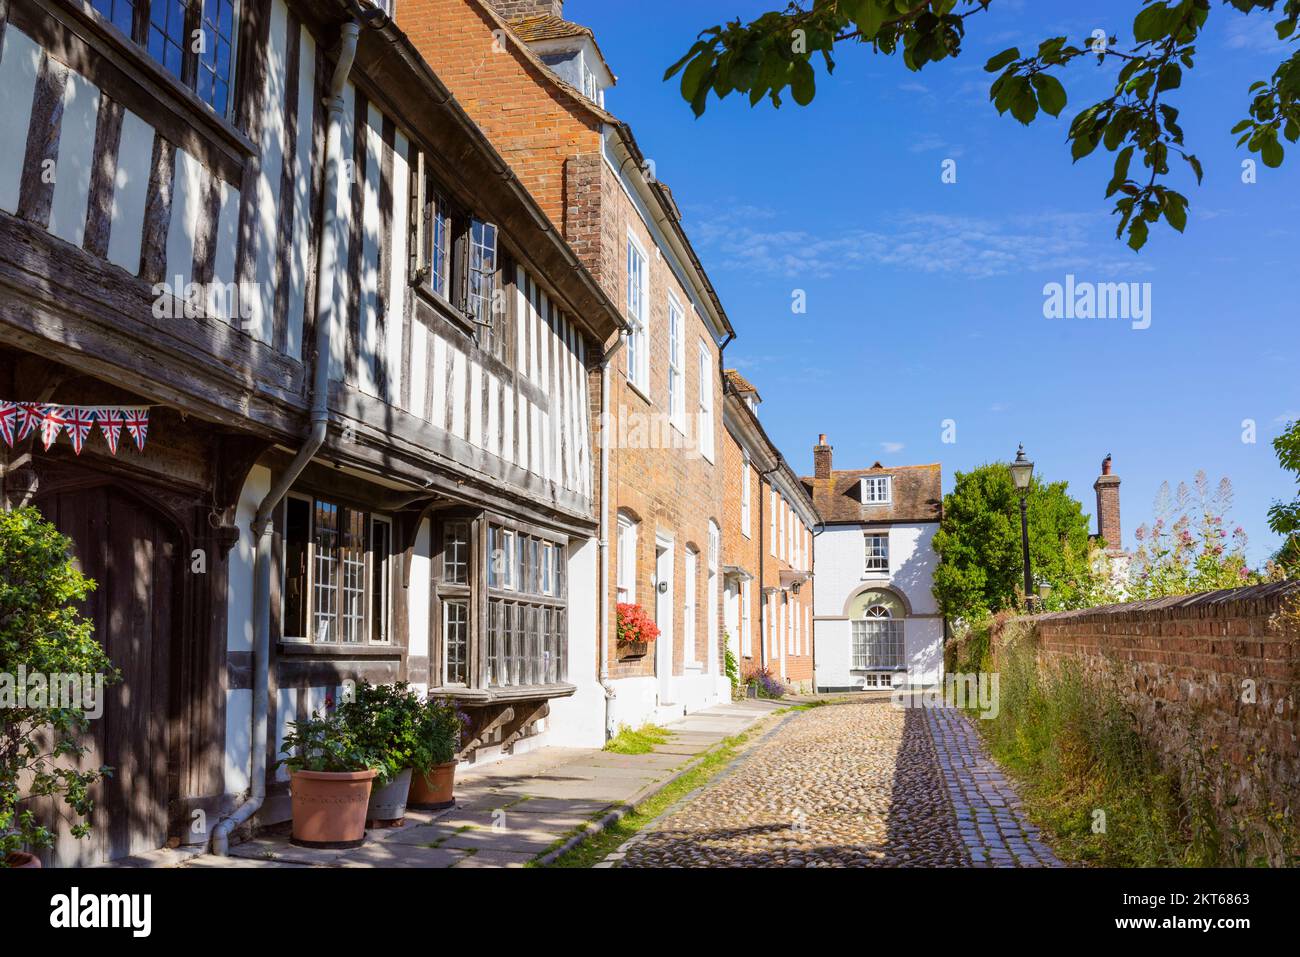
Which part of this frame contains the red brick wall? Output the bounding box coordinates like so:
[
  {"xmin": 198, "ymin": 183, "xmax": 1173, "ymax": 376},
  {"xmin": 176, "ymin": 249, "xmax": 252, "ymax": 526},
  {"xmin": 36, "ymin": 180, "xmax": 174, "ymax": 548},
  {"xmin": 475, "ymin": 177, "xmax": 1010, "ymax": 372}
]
[
  {"xmin": 993, "ymin": 583, "xmax": 1300, "ymax": 849},
  {"xmin": 720, "ymin": 429, "xmax": 815, "ymax": 691},
  {"xmin": 397, "ymin": 0, "xmax": 601, "ymax": 229}
]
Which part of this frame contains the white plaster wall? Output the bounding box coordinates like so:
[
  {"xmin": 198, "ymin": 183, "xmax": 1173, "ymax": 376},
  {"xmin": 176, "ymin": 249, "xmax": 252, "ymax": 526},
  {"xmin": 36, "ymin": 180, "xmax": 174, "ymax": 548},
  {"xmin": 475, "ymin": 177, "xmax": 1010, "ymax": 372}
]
[
  {"xmin": 813, "ymin": 522, "xmax": 940, "ymax": 617},
  {"xmin": 407, "ymin": 517, "xmax": 431, "ymax": 697},
  {"xmin": 813, "ymin": 521, "xmax": 943, "ymax": 690},
  {"xmin": 546, "ymin": 538, "xmax": 604, "ymax": 747},
  {"xmin": 608, "ymin": 676, "xmax": 658, "ymax": 730},
  {"xmin": 222, "ymin": 465, "xmax": 270, "ymax": 792}
]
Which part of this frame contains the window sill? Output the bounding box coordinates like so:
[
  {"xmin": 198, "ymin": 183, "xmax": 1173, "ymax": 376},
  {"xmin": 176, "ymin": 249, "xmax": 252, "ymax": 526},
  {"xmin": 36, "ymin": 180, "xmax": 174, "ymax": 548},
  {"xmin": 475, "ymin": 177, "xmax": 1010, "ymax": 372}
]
[
  {"xmin": 622, "ymin": 375, "xmax": 654, "ymax": 407},
  {"xmin": 412, "ymin": 284, "xmax": 477, "ymax": 339},
  {"xmin": 427, "ymin": 683, "xmax": 577, "ymax": 704},
  {"xmin": 277, "ymin": 642, "xmax": 402, "ymax": 658}
]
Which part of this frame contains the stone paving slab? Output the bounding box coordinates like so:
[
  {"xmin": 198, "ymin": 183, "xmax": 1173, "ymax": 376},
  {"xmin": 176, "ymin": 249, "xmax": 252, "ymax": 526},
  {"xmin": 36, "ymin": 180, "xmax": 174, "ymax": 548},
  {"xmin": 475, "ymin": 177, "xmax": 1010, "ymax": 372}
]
[{"xmin": 179, "ymin": 698, "xmax": 779, "ymax": 869}]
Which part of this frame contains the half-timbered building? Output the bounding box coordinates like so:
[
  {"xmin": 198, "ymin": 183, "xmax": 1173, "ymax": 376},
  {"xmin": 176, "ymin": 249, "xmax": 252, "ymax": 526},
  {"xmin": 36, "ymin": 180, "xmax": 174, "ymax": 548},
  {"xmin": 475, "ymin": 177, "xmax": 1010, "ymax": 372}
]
[{"xmin": 0, "ymin": 0, "xmax": 623, "ymax": 865}]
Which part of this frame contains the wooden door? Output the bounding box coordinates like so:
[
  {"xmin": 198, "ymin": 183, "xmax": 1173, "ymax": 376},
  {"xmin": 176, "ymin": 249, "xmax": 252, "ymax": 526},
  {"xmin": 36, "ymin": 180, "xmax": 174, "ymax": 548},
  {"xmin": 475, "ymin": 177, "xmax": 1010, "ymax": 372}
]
[{"xmin": 36, "ymin": 485, "xmax": 178, "ymax": 865}]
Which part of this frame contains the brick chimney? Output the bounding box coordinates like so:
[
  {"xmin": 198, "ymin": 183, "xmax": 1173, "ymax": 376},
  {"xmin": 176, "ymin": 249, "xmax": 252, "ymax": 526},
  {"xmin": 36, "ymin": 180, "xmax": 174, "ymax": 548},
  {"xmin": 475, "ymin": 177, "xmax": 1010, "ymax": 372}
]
[
  {"xmin": 814, "ymin": 434, "xmax": 833, "ymax": 480},
  {"xmin": 485, "ymin": 0, "xmax": 565, "ymax": 19},
  {"xmin": 1094, "ymin": 453, "xmax": 1122, "ymax": 551}
]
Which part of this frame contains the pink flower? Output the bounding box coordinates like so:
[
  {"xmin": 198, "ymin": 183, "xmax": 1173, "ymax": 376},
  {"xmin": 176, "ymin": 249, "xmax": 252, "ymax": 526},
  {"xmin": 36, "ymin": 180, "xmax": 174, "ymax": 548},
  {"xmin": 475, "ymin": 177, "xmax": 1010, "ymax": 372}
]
[{"xmin": 1239, "ymin": 566, "xmax": 1249, "ymax": 578}]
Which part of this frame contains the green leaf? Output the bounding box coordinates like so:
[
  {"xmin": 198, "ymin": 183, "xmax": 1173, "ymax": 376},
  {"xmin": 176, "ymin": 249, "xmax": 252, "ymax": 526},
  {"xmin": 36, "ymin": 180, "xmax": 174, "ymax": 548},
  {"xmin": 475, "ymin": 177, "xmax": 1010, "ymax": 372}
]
[
  {"xmin": 1127, "ymin": 218, "xmax": 1149, "ymax": 251},
  {"xmin": 1009, "ymin": 83, "xmax": 1039, "ymax": 124},
  {"xmin": 680, "ymin": 51, "xmax": 714, "ymax": 102},
  {"xmin": 984, "ymin": 47, "xmax": 1021, "ymax": 73},
  {"xmin": 1261, "ymin": 135, "xmax": 1284, "ymax": 168},
  {"xmin": 1184, "ymin": 152, "xmax": 1203, "ymax": 184},
  {"xmin": 1157, "ymin": 63, "xmax": 1182, "ymax": 92},
  {"xmin": 790, "ymin": 59, "xmax": 816, "ymax": 106},
  {"xmin": 1133, "ymin": 3, "xmax": 1171, "ymax": 43},
  {"xmin": 1163, "ymin": 194, "xmax": 1187, "ymax": 232},
  {"xmin": 1031, "ymin": 73, "xmax": 1067, "ymax": 117}
]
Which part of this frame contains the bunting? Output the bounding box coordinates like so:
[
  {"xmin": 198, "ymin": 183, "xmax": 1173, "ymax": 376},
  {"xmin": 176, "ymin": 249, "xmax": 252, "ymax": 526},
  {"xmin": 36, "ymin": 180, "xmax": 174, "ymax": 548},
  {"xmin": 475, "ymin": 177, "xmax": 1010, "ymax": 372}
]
[{"xmin": 0, "ymin": 401, "xmax": 151, "ymax": 456}]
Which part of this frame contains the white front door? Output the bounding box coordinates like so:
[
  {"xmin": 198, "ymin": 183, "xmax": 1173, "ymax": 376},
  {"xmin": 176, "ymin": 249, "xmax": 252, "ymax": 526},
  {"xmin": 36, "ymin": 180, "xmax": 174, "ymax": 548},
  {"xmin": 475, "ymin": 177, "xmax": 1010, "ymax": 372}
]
[{"xmin": 654, "ymin": 540, "xmax": 674, "ymax": 704}]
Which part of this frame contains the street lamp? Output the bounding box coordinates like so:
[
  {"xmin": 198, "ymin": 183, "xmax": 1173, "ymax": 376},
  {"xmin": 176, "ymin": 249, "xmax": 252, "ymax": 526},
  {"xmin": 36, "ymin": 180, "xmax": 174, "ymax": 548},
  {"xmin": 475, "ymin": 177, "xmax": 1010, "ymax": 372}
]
[{"xmin": 1010, "ymin": 444, "xmax": 1034, "ymax": 611}]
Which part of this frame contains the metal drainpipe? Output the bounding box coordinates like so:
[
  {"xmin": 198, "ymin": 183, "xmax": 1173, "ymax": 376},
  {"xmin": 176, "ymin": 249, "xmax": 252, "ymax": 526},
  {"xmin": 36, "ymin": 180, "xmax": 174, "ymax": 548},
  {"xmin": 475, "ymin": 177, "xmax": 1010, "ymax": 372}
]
[
  {"xmin": 598, "ymin": 332, "xmax": 627, "ymax": 739},
  {"xmin": 210, "ymin": 19, "xmax": 361, "ymax": 856}
]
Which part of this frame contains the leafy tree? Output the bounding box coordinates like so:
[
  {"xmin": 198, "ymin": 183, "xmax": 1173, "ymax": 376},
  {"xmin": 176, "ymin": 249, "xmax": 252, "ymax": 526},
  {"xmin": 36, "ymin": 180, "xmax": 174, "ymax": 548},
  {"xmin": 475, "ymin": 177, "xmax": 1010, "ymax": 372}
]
[
  {"xmin": 667, "ymin": 0, "xmax": 1300, "ymax": 248},
  {"xmin": 1267, "ymin": 419, "xmax": 1300, "ymax": 572},
  {"xmin": 1128, "ymin": 471, "xmax": 1260, "ymax": 596},
  {"xmin": 932, "ymin": 463, "xmax": 1098, "ymax": 621},
  {"xmin": 0, "ymin": 507, "xmax": 119, "ymax": 864}
]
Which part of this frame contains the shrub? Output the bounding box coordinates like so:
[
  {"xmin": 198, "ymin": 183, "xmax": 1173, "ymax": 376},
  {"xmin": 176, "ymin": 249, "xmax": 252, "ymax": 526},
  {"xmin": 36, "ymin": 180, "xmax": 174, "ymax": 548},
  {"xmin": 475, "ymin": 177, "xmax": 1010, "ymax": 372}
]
[
  {"xmin": 336, "ymin": 681, "xmax": 425, "ymax": 785},
  {"xmin": 416, "ymin": 696, "xmax": 465, "ymax": 770},
  {"xmin": 0, "ymin": 507, "xmax": 120, "ymax": 865},
  {"xmin": 723, "ymin": 643, "xmax": 740, "ymax": 690},
  {"xmin": 277, "ymin": 711, "xmax": 379, "ymax": 775},
  {"xmin": 743, "ymin": 665, "xmax": 786, "ymax": 700}
]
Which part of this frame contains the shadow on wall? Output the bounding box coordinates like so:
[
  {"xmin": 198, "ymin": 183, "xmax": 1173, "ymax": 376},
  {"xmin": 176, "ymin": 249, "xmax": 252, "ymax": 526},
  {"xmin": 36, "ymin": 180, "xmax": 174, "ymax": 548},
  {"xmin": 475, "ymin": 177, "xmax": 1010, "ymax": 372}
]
[{"xmin": 890, "ymin": 537, "xmax": 936, "ymax": 614}]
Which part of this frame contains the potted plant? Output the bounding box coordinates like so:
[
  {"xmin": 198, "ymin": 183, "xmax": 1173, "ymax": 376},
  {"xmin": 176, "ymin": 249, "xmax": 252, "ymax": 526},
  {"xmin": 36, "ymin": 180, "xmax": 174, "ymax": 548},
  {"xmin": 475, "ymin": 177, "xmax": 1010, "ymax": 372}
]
[
  {"xmin": 1, "ymin": 507, "xmax": 119, "ymax": 869},
  {"xmin": 278, "ymin": 711, "xmax": 378, "ymax": 848},
  {"xmin": 337, "ymin": 681, "xmax": 423, "ymax": 827},
  {"xmin": 616, "ymin": 602, "xmax": 660, "ymax": 660},
  {"xmin": 408, "ymin": 697, "xmax": 465, "ymax": 811}
]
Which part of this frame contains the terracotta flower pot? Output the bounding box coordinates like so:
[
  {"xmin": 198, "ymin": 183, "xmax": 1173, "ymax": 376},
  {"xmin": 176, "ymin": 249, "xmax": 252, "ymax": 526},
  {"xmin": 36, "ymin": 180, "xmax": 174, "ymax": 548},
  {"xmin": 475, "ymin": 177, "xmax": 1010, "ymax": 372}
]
[
  {"xmin": 3, "ymin": 851, "xmax": 41, "ymax": 868},
  {"xmin": 289, "ymin": 769, "xmax": 377, "ymax": 848},
  {"xmin": 408, "ymin": 761, "xmax": 456, "ymax": 810},
  {"xmin": 366, "ymin": 768, "xmax": 412, "ymax": 827}
]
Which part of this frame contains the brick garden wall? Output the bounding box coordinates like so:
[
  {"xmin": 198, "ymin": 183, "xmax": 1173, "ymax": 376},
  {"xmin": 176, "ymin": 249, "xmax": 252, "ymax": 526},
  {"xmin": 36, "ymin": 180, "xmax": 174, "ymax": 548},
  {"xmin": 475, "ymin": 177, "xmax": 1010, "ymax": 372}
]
[{"xmin": 992, "ymin": 582, "xmax": 1300, "ymax": 842}]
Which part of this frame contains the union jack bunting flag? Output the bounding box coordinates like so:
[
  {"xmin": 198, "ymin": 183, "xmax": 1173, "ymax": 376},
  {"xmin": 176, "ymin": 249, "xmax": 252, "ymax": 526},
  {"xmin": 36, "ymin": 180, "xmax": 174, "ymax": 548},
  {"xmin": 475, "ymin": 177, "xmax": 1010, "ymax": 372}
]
[
  {"xmin": 40, "ymin": 405, "xmax": 66, "ymax": 451},
  {"xmin": 0, "ymin": 401, "xmax": 15, "ymax": 447},
  {"xmin": 15, "ymin": 402, "xmax": 42, "ymax": 441},
  {"xmin": 96, "ymin": 407, "xmax": 124, "ymax": 455},
  {"xmin": 123, "ymin": 407, "xmax": 149, "ymax": 451},
  {"xmin": 65, "ymin": 406, "xmax": 96, "ymax": 455}
]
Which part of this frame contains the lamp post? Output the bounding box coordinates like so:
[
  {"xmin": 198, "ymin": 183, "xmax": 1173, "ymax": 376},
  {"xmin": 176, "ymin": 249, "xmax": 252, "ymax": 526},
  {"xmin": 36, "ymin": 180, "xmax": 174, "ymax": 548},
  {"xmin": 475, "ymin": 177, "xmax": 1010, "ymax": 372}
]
[{"xmin": 1009, "ymin": 444, "xmax": 1035, "ymax": 611}]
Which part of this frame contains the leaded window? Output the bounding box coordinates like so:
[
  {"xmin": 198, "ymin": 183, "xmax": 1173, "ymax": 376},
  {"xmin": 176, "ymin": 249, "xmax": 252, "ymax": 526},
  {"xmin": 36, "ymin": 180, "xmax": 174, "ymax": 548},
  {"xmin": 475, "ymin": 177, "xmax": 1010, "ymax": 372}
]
[
  {"xmin": 851, "ymin": 606, "xmax": 904, "ymax": 670},
  {"xmin": 282, "ymin": 495, "xmax": 392, "ymax": 645}
]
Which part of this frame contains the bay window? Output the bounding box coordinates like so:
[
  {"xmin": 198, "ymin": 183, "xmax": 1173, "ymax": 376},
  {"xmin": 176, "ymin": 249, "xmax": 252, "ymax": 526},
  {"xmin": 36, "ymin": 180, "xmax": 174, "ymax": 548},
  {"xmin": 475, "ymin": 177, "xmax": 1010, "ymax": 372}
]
[{"xmin": 434, "ymin": 513, "xmax": 569, "ymax": 692}]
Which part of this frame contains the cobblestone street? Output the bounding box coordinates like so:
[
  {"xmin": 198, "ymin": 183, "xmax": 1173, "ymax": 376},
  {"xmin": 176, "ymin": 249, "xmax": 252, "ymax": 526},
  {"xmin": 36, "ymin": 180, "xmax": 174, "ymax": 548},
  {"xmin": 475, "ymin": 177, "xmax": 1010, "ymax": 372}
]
[{"xmin": 616, "ymin": 697, "xmax": 1063, "ymax": 869}]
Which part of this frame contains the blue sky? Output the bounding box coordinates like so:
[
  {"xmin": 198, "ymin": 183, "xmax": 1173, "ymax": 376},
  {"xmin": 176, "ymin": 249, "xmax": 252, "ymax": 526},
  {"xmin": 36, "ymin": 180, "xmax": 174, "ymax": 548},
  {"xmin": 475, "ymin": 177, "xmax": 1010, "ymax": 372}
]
[{"xmin": 568, "ymin": 0, "xmax": 1298, "ymax": 564}]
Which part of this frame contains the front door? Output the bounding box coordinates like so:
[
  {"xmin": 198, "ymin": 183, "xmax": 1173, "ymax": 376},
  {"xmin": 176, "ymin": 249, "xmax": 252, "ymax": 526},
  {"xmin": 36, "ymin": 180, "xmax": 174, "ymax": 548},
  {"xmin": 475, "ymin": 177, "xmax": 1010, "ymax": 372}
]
[
  {"xmin": 36, "ymin": 485, "xmax": 179, "ymax": 865},
  {"xmin": 654, "ymin": 540, "xmax": 673, "ymax": 705}
]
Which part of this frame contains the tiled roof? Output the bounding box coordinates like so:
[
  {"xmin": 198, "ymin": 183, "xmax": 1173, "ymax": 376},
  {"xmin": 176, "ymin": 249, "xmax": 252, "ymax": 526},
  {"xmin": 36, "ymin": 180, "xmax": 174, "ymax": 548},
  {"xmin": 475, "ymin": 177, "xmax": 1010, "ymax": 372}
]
[
  {"xmin": 801, "ymin": 463, "xmax": 942, "ymax": 525},
  {"xmin": 724, "ymin": 368, "xmax": 759, "ymax": 395},
  {"xmin": 510, "ymin": 14, "xmax": 593, "ymax": 43}
]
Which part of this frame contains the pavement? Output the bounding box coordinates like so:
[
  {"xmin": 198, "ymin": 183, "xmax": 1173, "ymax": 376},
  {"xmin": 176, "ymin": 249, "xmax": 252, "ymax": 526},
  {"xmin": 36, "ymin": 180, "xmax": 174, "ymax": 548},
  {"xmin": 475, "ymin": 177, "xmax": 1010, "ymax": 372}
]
[{"xmin": 167, "ymin": 698, "xmax": 785, "ymax": 870}]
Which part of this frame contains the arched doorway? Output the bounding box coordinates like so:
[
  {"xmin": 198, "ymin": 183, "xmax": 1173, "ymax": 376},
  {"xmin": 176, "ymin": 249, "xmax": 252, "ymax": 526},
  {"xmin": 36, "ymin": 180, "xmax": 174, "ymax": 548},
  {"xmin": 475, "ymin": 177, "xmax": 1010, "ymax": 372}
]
[{"xmin": 35, "ymin": 482, "xmax": 183, "ymax": 865}]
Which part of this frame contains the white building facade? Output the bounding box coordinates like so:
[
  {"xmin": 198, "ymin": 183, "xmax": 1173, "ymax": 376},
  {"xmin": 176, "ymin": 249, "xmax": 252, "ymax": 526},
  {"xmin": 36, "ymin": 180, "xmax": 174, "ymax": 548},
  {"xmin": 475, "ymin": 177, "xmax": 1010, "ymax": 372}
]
[{"xmin": 806, "ymin": 437, "xmax": 944, "ymax": 691}]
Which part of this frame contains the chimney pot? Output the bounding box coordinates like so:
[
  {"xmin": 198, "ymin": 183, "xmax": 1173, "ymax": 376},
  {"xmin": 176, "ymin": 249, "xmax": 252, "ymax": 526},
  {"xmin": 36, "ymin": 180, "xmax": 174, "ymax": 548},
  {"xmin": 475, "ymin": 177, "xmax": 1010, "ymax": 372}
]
[{"xmin": 814, "ymin": 435, "xmax": 833, "ymax": 480}]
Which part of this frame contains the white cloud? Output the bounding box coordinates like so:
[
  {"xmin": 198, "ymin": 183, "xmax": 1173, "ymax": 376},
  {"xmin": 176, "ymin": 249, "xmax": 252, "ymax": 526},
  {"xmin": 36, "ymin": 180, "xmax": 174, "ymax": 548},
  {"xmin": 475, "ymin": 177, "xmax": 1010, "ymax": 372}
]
[
  {"xmin": 881, "ymin": 441, "xmax": 906, "ymax": 453},
  {"xmin": 1275, "ymin": 410, "xmax": 1300, "ymax": 425},
  {"xmin": 692, "ymin": 207, "xmax": 1153, "ymax": 280},
  {"xmin": 1224, "ymin": 15, "xmax": 1289, "ymax": 53}
]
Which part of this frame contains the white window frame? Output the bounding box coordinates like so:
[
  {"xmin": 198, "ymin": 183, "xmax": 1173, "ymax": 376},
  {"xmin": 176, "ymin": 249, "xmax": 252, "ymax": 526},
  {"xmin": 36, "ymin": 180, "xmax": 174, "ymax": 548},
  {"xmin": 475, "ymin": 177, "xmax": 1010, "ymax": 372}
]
[
  {"xmin": 696, "ymin": 340, "xmax": 714, "ymax": 462},
  {"xmin": 740, "ymin": 451, "xmax": 751, "ymax": 538},
  {"xmin": 862, "ymin": 475, "xmax": 892, "ymax": 505},
  {"xmin": 864, "ymin": 532, "xmax": 890, "ymax": 576},
  {"xmin": 683, "ymin": 547, "xmax": 698, "ymax": 664},
  {"xmin": 769, "ymin": 488, "xmax": 777, "ymax": 556},
  {"xmin": 667, "ymin": 294, "xmax": 685, "ymax": 430},
  {"xmin": 852, "ymin": 606, "xmax": 904, "ymax": 671},
  {"xmin": 740, "ymin": 580, "xmax": 751, "ymax": 657},
  {"xmin": 616, "ymin": 513, "xmax": 638, "ymax": 603},
  {"xmin": 625, "ymin": 234, "xmax": 649, "ymax": 394}
]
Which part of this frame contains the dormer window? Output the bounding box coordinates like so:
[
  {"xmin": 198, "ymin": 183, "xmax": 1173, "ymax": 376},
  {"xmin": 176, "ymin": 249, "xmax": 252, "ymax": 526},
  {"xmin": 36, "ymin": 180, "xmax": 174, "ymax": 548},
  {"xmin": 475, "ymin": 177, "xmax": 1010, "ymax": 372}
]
[{"xmin": 861, "ymin": 475, "xmax": 892, "ymax": 505}]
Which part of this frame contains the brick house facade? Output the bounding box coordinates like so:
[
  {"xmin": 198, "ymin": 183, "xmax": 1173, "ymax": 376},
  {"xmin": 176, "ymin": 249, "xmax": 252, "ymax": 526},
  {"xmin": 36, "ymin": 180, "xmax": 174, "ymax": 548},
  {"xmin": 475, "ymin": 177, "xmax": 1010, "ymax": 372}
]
[
  {"xmin": 721, "ymin": 373, "xmax": 817, "ymax": 693},
  {"xmin": 400, "ymin": 0, "xmax": 737, "ymax": 737}
]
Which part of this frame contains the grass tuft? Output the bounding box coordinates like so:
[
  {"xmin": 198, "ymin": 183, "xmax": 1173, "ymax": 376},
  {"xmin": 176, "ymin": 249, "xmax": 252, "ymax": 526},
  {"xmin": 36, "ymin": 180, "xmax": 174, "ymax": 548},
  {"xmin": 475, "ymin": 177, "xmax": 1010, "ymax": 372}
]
[{"xmin": 603, "ymin": 723, "xmax": 673, "ymax": 755}]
